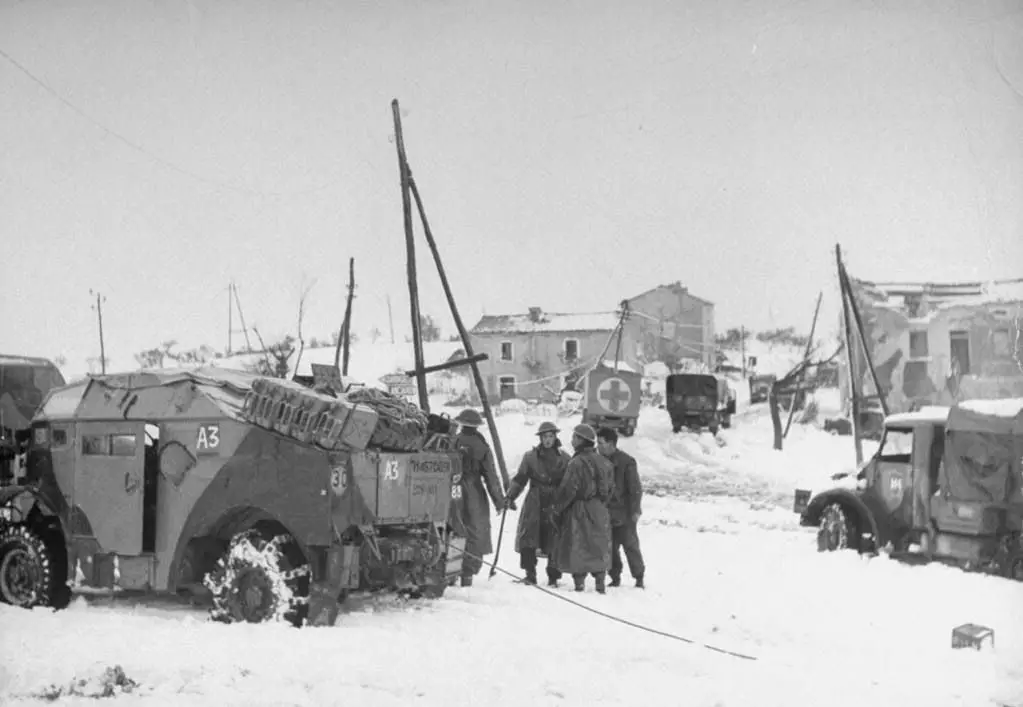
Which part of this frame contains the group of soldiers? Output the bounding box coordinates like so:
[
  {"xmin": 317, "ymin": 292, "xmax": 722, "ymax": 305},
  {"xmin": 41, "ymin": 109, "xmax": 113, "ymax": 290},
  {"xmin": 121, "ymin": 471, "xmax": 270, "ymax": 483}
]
[{"xmin": 449, "ymin": 409, "xmax": 645, "ymax": 594}]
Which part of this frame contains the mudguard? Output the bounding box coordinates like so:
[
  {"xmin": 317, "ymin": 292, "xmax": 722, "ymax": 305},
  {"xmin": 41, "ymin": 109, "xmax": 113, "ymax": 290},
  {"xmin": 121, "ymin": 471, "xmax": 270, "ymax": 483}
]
[
  {"xmin": 801, "ymin": 487, "xmax": 884, "ymax": 547},
  {"xmin": 0, "ymin": 485, "xmax": 58, "ymax": 524}
]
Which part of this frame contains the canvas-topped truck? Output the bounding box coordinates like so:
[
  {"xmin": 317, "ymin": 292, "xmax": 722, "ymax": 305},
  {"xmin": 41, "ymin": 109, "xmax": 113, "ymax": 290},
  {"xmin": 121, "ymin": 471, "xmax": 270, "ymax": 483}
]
[
  {"xmin": 794, "ymin": 399, "xmax": 1023, "ymax": 580},
  {"xmin": 579, "ymin": 364, "xmax": 643, "ymax": 437},
  {"xmin": 0, "ymin": 367, "xmax": 466, "ymax": 626}
]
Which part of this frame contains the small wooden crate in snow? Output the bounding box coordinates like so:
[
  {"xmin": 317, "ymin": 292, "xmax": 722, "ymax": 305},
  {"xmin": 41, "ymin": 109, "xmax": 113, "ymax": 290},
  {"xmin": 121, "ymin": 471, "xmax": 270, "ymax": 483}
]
[{"xmin": 951, "ymin": 623, "xmax": 994, "ymax": 651}]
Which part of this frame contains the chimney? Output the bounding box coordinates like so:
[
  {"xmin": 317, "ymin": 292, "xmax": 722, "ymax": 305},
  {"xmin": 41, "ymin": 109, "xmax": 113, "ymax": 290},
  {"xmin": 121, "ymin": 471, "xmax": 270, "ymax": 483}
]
[{"xmin": 528, "ymin": 307, "xmax": 543, "ymax": 323}]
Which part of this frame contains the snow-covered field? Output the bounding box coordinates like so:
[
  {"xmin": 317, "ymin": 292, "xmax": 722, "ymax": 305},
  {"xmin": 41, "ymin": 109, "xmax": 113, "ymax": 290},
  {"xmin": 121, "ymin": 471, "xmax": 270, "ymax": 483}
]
[{"xmin": 2, "ymin": 399, "xmax": 1021, "ymax": 707}]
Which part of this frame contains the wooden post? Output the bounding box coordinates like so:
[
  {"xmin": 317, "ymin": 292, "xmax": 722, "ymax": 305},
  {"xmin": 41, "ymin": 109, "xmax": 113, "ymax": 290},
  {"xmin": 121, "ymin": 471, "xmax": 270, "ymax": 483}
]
[
  {"xmin": 227, "ymin": 281, "xmax": 233, "ymax": 356},
  {"xmin": 342, "ymin": 258, "xmax": 355, "ymax": 376},
  {"xmin": 838, "ymin": 258, "xmax": 890, "ymax": 418},
  {"xmin": 836, "ymin": 245, "xmax": 863, "ymax": 465},
  {"xmin": 387, "ymin": 295, "xmax": 395, "ymax": 344},
  {"xmin": 783, "ymin": 291, "xmax": 822, "ymax": 438},
  {"xmin": 407, "ymin": 174, "xmax": 510, "ymax": 491},
  {"xmin": 90, "ymin": 290, "xmax": 107, "ymax": 374},
  {"xmin": 740, "ymin": 325, "xmax": 746, "ymax": 377},
  {"xmin": 391, "ymin": 99, "xmax": 429, "ymax": 412}
]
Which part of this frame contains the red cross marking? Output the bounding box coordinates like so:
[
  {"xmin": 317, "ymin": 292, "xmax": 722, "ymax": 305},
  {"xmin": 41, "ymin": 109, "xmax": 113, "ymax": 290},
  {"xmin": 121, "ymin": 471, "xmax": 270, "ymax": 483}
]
[{"xmin": 598, "ymin": 377, "xmax": 631, "ymax": 413}]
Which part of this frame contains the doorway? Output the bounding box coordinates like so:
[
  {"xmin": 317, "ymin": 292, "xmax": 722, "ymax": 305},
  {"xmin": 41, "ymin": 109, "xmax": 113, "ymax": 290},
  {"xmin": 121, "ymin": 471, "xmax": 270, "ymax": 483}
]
[{"xmin": 143, "ymin": 423, "xmax": 160, "ymax": 554}]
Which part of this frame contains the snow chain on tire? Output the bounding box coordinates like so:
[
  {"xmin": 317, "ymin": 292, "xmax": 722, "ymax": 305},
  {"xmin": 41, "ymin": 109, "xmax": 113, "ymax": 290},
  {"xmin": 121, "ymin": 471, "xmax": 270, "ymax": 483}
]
[
  {"xmin": 204, "ymin": 529, "xmax": 311, "ymax": 626},
  {"xmin": 817, "ymin": 503, "xmax": 857, "ymax": 552},
  {"xmin": 0, "ymin": 524, "xmax": 60, "ymax": 608},
  {"xmin": 345, "ymin": 387, "xmax": 429, "ymax": 451}
]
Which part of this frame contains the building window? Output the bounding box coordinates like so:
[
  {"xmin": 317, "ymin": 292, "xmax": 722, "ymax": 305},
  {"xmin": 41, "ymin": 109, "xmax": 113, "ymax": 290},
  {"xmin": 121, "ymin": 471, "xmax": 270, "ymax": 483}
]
[
  {"xmin": 564, "ymin": 338, "xmax": 579, "ymax": 361},
  {"xmin": 499, "ymin": 376, "xmax": 517, "ymax": 399},
  {"xmin": 949, "ymin": 330, "xmax": 970, "ymax": 375},
  {"xmin": 909, "ymin": 331, "xmax": 928, "ymax": 358},
  {"xmin": 992, "ymin": 328, "xmax": 1011, "ymax": 357},
  {"xmin": 500, "ymin": 341, "xmax": 513, "ymax": 361}
]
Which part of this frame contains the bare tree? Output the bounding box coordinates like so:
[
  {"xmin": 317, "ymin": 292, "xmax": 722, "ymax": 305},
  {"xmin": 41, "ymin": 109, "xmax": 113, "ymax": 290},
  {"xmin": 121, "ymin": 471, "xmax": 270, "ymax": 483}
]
[
  {"xmin": 770, "ymin": 345, "xmax": 843, "ymax": 450},
  {"xmin": 291, "ymin": 277, "xmax": 316, "ymax": 379}
]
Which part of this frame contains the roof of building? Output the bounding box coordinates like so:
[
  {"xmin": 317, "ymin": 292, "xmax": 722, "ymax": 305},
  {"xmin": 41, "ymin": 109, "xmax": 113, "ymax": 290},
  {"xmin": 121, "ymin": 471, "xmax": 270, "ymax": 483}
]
[
  {"xmin": 626, "ymin": 281, "xmax": 714, "ymax": 307},
  {"xmin": 471, "ymin": 311, "xmax": 620, "ymax": 335},
  {"xmin": 852, "ymin": 277, "xmax": 1023, "ymax": 315}
]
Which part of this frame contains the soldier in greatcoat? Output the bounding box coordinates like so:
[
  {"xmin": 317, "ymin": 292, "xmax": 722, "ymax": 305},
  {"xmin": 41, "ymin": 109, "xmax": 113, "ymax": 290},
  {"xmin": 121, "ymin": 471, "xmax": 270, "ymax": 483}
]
[
  {"xmin": 596, "ymin": 426, "xmax": 646, "ymax": 588},
  {"xmin": 504, "ymin": 421, "xmax": 572, "ymax": 587},
  {"xmin": 550, "ymin": 423, "xmax": 614, "ymax": 593},
  {"xmin": 450, "ymin": 409, "xmax": 506, "ymax": 587}
]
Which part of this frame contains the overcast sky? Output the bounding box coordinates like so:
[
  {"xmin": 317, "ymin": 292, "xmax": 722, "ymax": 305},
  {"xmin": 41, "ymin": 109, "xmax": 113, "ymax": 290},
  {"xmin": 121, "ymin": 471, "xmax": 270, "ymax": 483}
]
[{"xmin": 2, "ymin": 0, "xmax": 1021, "ymax": 373}]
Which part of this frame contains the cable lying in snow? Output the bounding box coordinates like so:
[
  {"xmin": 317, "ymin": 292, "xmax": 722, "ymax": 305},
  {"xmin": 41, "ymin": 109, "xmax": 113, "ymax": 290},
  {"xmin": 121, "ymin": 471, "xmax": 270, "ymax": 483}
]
[{"xmin": 460, "ymin": 548, "xmax": 758, "ymax": 662}]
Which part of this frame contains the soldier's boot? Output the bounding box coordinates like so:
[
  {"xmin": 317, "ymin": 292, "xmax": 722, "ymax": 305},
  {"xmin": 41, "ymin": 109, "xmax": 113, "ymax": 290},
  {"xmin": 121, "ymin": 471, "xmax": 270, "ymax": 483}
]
[
  {"xmin": 523, "ymin": 570, "xmax": 537, "ymax": 585},
  {"xmin": 546, "ymin": 572, "xmax": 560, "ymax": 588},
  {"xmin": 634, "ymin": 575, "xmax": 645, "ymax": 589},
  {"xmin": 594, "ymin": 572, "xmax": 607, "ymax": 595},
  {"xmin": 572, "ymin": 574, "xmax": 586, "ymax": 592},
  {"xmin": 460, "ymin": 575, "xmax": 473, "ymax": 588},
  {"xmin": 608, "ymin": 574, "xmax": 621, "ymax": 588}
]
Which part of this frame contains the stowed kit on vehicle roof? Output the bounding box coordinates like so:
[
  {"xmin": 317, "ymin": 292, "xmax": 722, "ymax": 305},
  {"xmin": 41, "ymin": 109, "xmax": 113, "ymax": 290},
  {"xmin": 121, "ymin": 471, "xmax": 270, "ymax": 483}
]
[{"xmin": 0, "ymin": 366, "xmax": 464, "ymax": 627}]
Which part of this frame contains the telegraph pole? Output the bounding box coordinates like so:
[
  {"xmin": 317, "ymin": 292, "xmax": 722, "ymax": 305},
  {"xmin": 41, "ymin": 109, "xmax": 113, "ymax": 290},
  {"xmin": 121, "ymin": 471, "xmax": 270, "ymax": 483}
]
[
  {"xmin": 386, "ymin": 294, "xmax": 395, "ymax": 344},
  {"xmin": 227, "ymin": 281, "xmax": 233, "ymax": 355},
  {"xmin": 90, "ymin": 289, "xmax": 107, "ymax": 374},
  {"xmin": 740, "ymin": 325, "xmax": 747, "ymax": 377}
]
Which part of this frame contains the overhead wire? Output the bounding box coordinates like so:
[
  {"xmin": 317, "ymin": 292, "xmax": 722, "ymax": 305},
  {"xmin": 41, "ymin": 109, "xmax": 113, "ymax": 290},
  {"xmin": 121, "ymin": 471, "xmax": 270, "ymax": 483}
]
[{"xmin": 0, "ymin": 45, "xmax": 347, "ymax": 198}]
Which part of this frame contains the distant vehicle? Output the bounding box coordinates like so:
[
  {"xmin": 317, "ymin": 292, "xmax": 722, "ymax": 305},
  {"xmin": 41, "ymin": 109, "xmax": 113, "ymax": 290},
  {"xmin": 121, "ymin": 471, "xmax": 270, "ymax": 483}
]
[
  {"xmin": 666, "ymin": 373, "xmax": 735, "ymax": 434},
  {"xmin": 0, "ymin": 368, "xmax": 465, "ymax": 626},
  {"xmin": 580, "ymin": 364, "xmax": 642, "ymax": 437},
  {"xmin": 1, "ymin": 355, "xmax": 66, "ymax": 486},
  {"xmin": 748, "ymin": 374, "xmax": 775, "ymax": 404},
  {"xmin": 794, "ymin": 399, "xmax": 1023, "ymax": 581}
]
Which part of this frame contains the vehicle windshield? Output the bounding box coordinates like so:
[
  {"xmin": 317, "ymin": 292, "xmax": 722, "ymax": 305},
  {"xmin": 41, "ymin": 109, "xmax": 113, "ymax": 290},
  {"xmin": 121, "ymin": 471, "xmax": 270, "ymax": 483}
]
[{"xmin": 878, "ymin": 427, "xmax": 913, "ymax": 462}]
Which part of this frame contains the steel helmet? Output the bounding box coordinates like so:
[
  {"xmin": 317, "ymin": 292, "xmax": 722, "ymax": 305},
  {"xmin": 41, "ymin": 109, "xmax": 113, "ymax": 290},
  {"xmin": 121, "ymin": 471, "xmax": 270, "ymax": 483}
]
[
  {"xmin": 455, "ymin": 409, "xmax": 483, "ymax": 427},
  {"xmin": 536, "ymin": 421, "xmax": 560, "ymax": 436},
  {"xmin": 572, "ymin": 423, "xmax": 597, "ymax": 443}
]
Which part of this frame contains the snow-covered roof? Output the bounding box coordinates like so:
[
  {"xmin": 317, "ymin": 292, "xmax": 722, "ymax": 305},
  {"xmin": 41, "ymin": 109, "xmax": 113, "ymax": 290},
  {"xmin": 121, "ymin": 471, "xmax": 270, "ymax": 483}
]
[
  {"xmin": 471, "ymin": 311, "xmax": 619, "ymax": 335},
  {"xmin": 599, "ymin": 359, "xmax": 637, "ymax": 373},
  {"xmin": 885, "ymin": 406, "xmax": 950, "ymax": 426},
  {"xmin": 958, "ymin": 398, "xmax": 1023, "ymax": 418}
]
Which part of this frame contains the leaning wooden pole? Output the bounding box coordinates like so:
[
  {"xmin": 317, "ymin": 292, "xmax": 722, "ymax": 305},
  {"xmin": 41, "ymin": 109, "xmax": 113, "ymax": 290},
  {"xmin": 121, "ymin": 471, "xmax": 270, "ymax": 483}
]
[
  {"xmin": 341, "ymin": 257, "xmax": 356, "ymax": 376},
  {"xmin": 391, "ymin": 99, "xmax": 430, "ymax": 412},
  {"xmin": 408, "ymin": 175, "xmax": 511, "ymax": 492},
  {"xmin": 783, "ymin": 291, "xmax": 822, "ymax": 438},
  {"xmin": 838, "ymin": 258, "xmax": 890, "ymax": 419},
  {"xmin": 836, "ymin": 245, "xmax": 863, "ymax": 465}
]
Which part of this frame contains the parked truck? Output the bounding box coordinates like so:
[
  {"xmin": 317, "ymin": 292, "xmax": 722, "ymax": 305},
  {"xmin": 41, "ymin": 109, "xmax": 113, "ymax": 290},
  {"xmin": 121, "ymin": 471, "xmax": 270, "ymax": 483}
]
[
  {"xmin": 794, "ymin": 399, "xmax": 1023, "ymax": 581},
  {"xmin": 0, "ymin": 367, "xmax": 465, "ymax": 626},
  {"xmin": 579, "ymin": 364, "xmax": 642, "ymax": 437}
]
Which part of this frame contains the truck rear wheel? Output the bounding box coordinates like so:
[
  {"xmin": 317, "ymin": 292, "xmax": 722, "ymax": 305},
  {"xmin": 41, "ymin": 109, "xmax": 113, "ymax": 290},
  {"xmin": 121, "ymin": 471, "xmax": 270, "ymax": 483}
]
[
  {"xmin": 817, "ymin": 503, "xmax": 859, "ymax": 552},
  {"xmin": 1005, "ymin": 551, "xmax": 1023, "ymax": 582},
  {"xmin": 0, "ymin": 524, "xmax": 65, "ymax": 609},
  {"xmin": 204, "ymin": 529, "xmax": 310, "ymax": 627}
]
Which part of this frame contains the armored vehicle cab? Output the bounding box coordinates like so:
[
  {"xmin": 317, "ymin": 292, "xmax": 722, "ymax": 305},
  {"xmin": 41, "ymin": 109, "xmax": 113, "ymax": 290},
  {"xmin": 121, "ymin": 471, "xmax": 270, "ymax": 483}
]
[
  {"xmin": 795, "ymin": 400, "xmax": 1023, "ymax": 580},
  {"xmin": 0, "ymin": 355, "xmax": 66, "ymax": 486},
  {"xmin": 0, "ymin": 367, "xmax": 465, "ymax": 626}
]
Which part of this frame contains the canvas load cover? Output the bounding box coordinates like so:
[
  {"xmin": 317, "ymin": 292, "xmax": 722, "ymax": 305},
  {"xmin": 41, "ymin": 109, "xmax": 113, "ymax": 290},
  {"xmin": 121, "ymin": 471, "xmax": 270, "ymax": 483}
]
[{"xmin": 940, "ymin": 399, "xmax": 1023, "ymax": 507}]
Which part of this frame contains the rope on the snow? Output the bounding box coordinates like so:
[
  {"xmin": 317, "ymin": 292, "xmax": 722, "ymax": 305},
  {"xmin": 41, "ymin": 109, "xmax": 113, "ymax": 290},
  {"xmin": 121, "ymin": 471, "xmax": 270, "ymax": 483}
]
[{"xmin": 460, "ymin": 548, "xmax": 758, "ymax": 662}]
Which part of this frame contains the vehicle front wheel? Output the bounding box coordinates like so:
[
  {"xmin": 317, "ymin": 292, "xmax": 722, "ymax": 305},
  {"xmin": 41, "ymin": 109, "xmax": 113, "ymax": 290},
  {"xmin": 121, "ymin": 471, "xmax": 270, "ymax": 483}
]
[
  {"xmin": 0, "ymin": 524, "xmax": 65, "ymax": 609},
  {"xmin": 204, "ymin": 529, "xmax": 311, "ymax": 626},
  {"xmin": 817, "ymin": 503, "xmax": 859, "ymax": 552}
]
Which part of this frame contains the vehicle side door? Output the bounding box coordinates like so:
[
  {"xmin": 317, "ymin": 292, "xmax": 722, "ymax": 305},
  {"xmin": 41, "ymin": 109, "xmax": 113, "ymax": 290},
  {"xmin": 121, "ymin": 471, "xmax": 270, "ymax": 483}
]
[
  {"xmin": 867, "ymin": 426, "xmax": 915, "ymax": 537},
  {"xmin": 75, "ymin": 422, "xmax": 146, "ymax": 555}
]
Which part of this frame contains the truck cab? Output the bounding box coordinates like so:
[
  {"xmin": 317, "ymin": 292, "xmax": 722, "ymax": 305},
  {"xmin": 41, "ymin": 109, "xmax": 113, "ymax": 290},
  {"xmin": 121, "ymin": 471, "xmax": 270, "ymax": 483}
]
[{"xmin": 795, "ymin": 400, "xmax": 1023, "ymax": 580}]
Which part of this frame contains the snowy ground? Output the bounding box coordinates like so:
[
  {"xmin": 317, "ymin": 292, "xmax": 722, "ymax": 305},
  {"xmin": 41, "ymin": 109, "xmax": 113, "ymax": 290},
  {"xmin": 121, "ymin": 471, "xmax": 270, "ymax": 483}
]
[{"xmin": 2, "ymin": 398, "xmax": 1021, "ymax": 707}]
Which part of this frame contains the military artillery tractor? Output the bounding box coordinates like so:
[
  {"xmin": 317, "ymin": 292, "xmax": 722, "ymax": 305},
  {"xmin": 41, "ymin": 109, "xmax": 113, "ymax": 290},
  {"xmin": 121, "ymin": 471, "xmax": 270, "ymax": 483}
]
[
  {"xmin": 0, "ymin": 367, "xmax": 466, "ymax": 626},
  {"xmin": 794, "ymin": 398, "xmax": 1023, "ymax": 580}
]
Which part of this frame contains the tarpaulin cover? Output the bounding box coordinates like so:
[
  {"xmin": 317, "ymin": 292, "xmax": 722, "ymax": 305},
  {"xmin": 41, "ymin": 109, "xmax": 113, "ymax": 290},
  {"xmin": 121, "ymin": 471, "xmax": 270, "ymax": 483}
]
[{"xmin": 941, "ymin": 401, "xmax": 1023, "ymax": 507}]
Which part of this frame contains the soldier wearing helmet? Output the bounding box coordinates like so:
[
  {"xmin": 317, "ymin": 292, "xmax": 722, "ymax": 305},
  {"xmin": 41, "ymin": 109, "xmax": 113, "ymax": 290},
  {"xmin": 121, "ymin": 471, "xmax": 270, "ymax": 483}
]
[
  {"xmin": 550, "ymin": 423, "xmax": 614, "ymax": 593},
  {"xmin": 451, "ymin": 408, "xmax": 506, "ymax": 586},
  {"xmin": 504, "ymin": 421, "xmax": 572, "ymax": 586}
]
